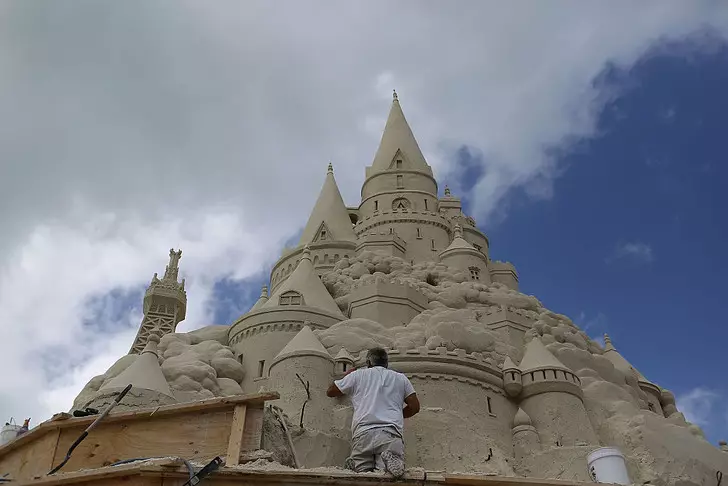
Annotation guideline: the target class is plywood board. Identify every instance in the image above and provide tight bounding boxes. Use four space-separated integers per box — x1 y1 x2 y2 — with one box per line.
0 429 59 481
49 409 234 473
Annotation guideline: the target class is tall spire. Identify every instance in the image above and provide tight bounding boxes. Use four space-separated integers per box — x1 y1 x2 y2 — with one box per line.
370 93 431 174
298 163 356 245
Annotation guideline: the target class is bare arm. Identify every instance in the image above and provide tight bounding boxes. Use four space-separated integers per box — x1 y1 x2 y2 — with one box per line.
326 383 344 398
403 393 420 418
326 367 357 398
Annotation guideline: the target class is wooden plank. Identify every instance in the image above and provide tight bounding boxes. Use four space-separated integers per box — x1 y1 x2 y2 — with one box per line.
0 391 280 460
225 404 248 466
241 404 264 452
17 458 181 486
444 474 589 486
49 408 234 474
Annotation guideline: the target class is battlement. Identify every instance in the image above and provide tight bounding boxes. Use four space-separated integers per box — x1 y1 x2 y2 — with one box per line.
354 346 505 394
355 231 407 258
354 209 452 234
518 365 583 400
347 278 427 327
480 305 535 331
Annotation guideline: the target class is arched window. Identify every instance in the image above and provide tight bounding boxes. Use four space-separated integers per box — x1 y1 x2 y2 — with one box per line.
392 197 410 210
279 290 303 306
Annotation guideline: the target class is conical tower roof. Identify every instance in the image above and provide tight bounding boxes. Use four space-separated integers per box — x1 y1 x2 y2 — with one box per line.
602 334 653 384
100 334 174 399
370 91 431 174
249 284 269 312
263 246 344 317
513 408 532 427
271 325 333 367
299 164 356 245
519 337 570 373
440 224 477 254
334 347 355 364
502 356 518 370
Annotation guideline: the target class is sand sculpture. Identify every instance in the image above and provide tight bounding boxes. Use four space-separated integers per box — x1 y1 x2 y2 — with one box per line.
74 92 728 485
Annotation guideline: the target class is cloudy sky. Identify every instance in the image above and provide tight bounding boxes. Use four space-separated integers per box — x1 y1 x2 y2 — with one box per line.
1 1 727 444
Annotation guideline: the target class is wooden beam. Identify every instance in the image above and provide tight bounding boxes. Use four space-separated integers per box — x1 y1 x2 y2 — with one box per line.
225 404 248 466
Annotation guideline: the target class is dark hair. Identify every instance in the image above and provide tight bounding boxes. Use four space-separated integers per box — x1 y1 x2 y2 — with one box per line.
366 347 388 368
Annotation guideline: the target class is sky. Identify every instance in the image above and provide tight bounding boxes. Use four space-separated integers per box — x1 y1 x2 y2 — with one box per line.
0 2 727 445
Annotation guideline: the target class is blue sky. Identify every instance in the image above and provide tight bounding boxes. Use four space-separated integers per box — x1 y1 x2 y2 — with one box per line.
460 39 728 443
210 38 728 443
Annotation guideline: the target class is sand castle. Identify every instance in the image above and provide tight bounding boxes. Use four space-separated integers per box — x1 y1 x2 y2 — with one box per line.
70 92 728 485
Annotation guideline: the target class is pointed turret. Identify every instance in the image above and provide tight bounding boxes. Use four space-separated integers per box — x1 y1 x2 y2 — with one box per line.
502 355 523 397
519 337 571 374
270 324 333 367
602 334 663 413
334 347 356 375
264 246 344 317
249 284 269 312
268 325 335 430
518 337 582 400
513 408 532 428
299 164 356 245
439 224 489 282
86 332 176 410
370 91 431 174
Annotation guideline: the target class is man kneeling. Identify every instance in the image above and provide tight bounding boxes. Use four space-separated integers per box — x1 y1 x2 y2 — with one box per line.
326 347 420 477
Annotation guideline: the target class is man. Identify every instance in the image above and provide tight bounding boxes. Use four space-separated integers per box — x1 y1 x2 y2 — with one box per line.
326 347 420 478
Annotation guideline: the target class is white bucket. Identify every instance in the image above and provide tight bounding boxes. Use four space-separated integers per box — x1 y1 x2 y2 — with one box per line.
0 424 21 446
587 447 630 485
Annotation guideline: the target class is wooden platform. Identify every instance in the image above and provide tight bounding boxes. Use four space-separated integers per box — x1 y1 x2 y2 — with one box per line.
0 392 278 483
11 457 593 486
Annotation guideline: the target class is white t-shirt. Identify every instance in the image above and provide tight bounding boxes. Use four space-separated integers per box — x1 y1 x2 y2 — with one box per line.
334 366 416 439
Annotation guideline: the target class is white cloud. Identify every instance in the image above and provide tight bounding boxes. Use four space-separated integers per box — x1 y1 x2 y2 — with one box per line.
677 387 721 427
0 2 727 426
608 242 655 263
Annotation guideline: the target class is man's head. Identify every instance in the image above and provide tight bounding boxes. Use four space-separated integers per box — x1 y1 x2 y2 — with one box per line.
366 347 388 368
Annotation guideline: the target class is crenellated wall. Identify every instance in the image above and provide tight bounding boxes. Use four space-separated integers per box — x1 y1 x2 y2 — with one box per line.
353 209 452 263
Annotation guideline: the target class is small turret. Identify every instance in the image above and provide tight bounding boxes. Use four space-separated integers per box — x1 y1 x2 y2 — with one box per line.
87 331 176 411
519 337 582 399
512 408 540 460
603 334 663 414
719 440 728 453
334 348 355 377
268 325 334 431
249 283 269 312
502 356 522 397
517 337 597 447
438 224 490 283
